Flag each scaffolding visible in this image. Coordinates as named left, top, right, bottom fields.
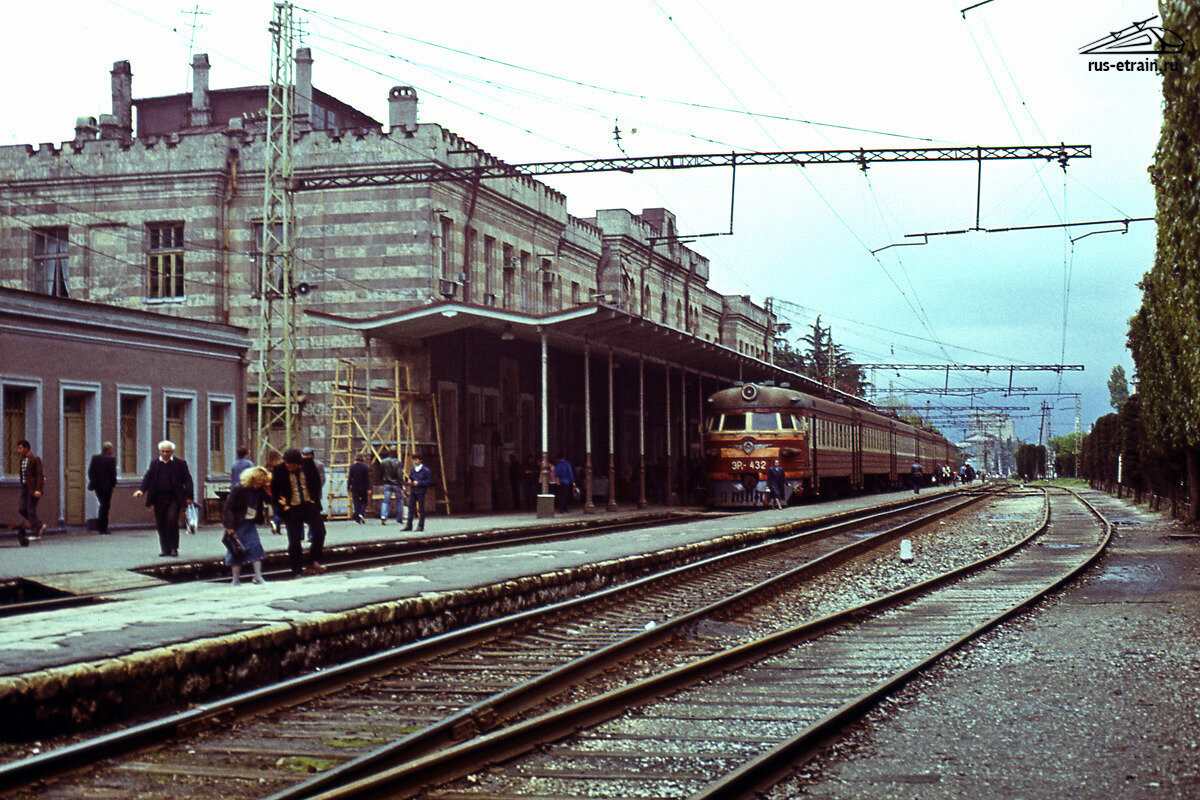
left=327, top=360, right=450, bottom=519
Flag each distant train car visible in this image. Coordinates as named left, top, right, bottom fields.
left=704, top=383, right=962, bottom=507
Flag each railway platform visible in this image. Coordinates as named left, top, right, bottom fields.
left=0, top=485, right=961, bottom=734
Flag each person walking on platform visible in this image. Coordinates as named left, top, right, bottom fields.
left=87, top=442, right=117, bottom=534
left=403, top=455, right=433, bottom=531
left=766, top=459, right=787, bottom=509
left=301, top=446, right=325, bottom=542
left=348, top=454, right=371, bottom=523
left=521, top=456, right=538, bottom=512
left=14, top=440, right=44, bottom=547
left=553, top=456, right=575, bottom=513
left=229, top=445, right=254, bottom=490
left=271, top=448, right=327, bottom=576
left=265, top=450, right=283, bottom=534
left=379, top=448, right=404, bottom=525
left=221, top=465, right=270, bottom=585
left=911, top=461, right=924, bottom=494
left=133, top=441, right=194, bottom=557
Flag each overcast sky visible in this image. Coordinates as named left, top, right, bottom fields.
left=2, top=0, right=1166, bottom=446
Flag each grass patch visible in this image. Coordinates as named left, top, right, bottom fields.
left=277, top=755, right=342, bottom=773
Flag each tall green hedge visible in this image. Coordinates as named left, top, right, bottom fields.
left=1128, top=0, right=1200, bottom=518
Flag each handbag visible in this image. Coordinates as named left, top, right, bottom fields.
left=185, top=503, right=199, bottom=536
left=572, top=484, right=581, bottom=500
left=222, top=530, right=246, bottom=559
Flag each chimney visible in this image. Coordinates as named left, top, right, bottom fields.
left=110, top=60, right=133, bottom=139
left=295, top=47, right=313, bottom=129
left=389, top=86, right=418, bottom=135
left=189, top=53, right=211, bottom=127
left=98, top=114, right=122, bottom=140
left=74, top=116, right=99, bottom=142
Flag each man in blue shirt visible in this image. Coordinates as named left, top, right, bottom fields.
left=230, top=445, right=254, bottom=490
left=553, top=456, right=575, bottom=513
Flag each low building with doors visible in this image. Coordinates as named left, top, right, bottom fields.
left=0, top=287, right=250, bottom=531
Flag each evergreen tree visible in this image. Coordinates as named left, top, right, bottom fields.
left=1107, top=365, right=1130, bottom=410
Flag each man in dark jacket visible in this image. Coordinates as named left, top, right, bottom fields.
left=14, top=439, right=44, bottom=547
left=404, top=455, right=433, bottom=531
left=348, top=455, right=371, bottom=523
left=87, top=442, right=118, bottom=534
left=270, top=448, right=327, bottom=575
left=379, top=448, right=404, bottom=525
left=766, top=459, right=787, bottom=509
left=133, top=440, right=194, bottom=557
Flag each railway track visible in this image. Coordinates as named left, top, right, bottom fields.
left=338, top=486, right=1105, bottom=800
left=0, top=486, right=1032, bottom=799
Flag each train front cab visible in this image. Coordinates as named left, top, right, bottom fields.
left=705, top=393, right=811, bottom=507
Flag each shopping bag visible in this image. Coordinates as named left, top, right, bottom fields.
left=185, top=503, right=199, bottom=536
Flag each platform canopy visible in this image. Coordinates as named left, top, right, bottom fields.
left=306, top=300, right=868, bottom=406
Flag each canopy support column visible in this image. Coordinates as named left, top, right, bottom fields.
left=583, top=342, right=595, bottom=513
left=607, top=348, right=618, bottom=512
left=638, top=355, right=647, bottom=509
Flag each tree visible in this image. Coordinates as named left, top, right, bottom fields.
left=1015, top=443, right=1046, bottom=481
left=1134, top=2, right=1200, bottom=520
left=773, top=316, right=870, bottom=398
left=1107, top=366, right=1130, bottom=410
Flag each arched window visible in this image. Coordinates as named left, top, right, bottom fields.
left=660, top=292, right=668, bottom=323
left=641, top=284, right=650, bottom=316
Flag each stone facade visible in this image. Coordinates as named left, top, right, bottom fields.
left=0, top=50, right=775, bottom=509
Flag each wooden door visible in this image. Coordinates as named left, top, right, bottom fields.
left=63, top=396, right=86, bottom=524
left=166, top=401, right=185, bottom=457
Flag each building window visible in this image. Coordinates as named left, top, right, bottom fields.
left=540, top=258, right=555, bottom=312
left=148, top=223, right=185, bottom=298
left=3, top=386, right=34, bottom=475
left=571, top=281, right=581, bottom=305
left=209, top=400, right=233, bottom=475
left=251, top=220, right=284, bottom=294
left=438, top=217, right=454, bottom=281
left=483, top=236, right=496, bottom=305
left=661, top=292, right=668, bottom=323
left=464, top=227, right=477, bottom=302
left=520, top=250, right=531, bottom=312
left=119, top=394, right=146, bottom=476
left=502, top=244, right=515, bottom=309
left=165, top=399, right=188, bottom=457
left=33, top=227, right=69, bottom=297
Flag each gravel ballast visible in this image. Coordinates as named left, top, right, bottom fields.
left=769, top=488, right=1200, bottom=799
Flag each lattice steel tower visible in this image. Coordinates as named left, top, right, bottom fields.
left=256, top=1, right=298, bottom=460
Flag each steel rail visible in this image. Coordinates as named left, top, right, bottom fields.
left=692, top=486, right=1111, bottom=799
left=284, top=487, right=1095, bottom=800
left=264, top=488, right=997, bottom=800
left=0, top=490, right=971, bottom=794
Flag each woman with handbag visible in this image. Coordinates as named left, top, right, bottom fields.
left=221, top=465, right=271, bottom=585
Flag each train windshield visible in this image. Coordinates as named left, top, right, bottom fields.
left=717, top=412, right=781, bottom=431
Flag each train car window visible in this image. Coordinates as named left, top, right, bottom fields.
left=721, top=413, right=747, bottom=431
left=780, top=414, right=794, bottom=430
left=751, top=412, right=778, bottom=431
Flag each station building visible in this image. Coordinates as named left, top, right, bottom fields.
left=0, top=49, right=816, bottom=514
